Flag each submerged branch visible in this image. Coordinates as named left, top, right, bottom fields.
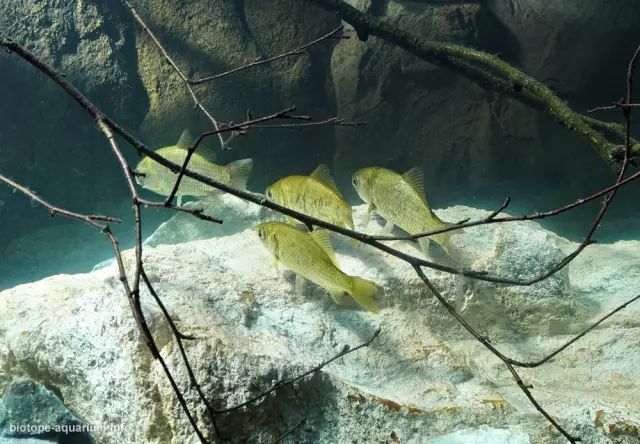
left=0, top=174, right=121, bottom=228
left=3, top=19, right=639, bottom=444
left=216, top=329, right=381, bottom=414
left=189, top=26, right=347, bottom=84
left=305, top=0, right=639, bottom=171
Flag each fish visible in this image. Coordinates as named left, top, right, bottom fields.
left=255, top=221, right=380, bottom=314
left=134, top=129, right=253, bottom=206
left=265, top=164, right=356, bottom=244
left=351, top=166, right=463, bottom=258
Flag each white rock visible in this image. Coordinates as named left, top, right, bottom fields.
left=142, top=193, right=284, bottom=248
left=425, top=425, right=531, bottom=444
left=0, top=204, right=638, bottom=444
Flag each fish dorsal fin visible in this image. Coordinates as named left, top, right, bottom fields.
left=309, top=229, right=340, bottom=268
left=310, top=164, right=343, bottom=198
left=402, top=167, right=427, bottom=204
left=176, top=129, right=194, bottom=149
left=175, top=129, right=216, bottom=162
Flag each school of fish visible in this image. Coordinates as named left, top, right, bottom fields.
left=134, top=131, right=465, bottom=314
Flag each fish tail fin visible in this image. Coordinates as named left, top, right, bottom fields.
left=349, top=276, right=380, bottom=314
left=227, top=158, right=253, bottom=191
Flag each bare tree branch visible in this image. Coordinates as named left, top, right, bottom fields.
left=189, top=26, right=347, bottom=84
left=0, top=173, right=121, bottom=228
left=2, top=15, right=639, bottom=444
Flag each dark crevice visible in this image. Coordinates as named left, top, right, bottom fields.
left=234, top=0, right=262, bottom=55
left=369, top=0, right=389, bottom=17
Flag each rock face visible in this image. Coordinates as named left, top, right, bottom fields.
left=329, top=0, right=640, bottom=204
left=0, top=0, right=148, bottom=251
left=3, top=0, right=640, bottom=295
left=133, top=0, right=341, bottom=190
left=331, top=1, right=502, bottom=202
left=1, top=204, right=638, bottom=443
left=485, top=0, right=640, bottom=102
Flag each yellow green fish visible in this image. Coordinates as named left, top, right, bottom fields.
left=265, top=164, right=354, bottom=231
left=255, top=221, right=380, bottom=313
left=134, top=129, right=253, bottom=206
left=351, top=166, right=462, bottom=258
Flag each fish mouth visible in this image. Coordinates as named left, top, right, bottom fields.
left=132, top=170, right=146, bottom=185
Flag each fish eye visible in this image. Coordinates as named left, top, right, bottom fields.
left=352, top=176, right=358, bottom=187
left=258, top=228, right=266, bottom=240
left=267, top=189, right=273, bottom=199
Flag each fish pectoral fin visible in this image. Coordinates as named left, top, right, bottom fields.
left=295, top=274, right=307, bottom=296
left=328, top=289, right=348, bottom=307
left=417, top=237, right=431, bottom=259
left=309, top=229, right=340, bottom=268
left=362, top=212, right=370, bottom=228
left=228, top=158, right=253, bottom=191
left=377, top=220, right=394, bottom=236
left=309, top=164, right=343, bottom=198
left=362, top=203, right=376, bottom=228
left=273, top=259, right=280, bottom=278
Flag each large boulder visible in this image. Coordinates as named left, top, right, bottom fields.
left=1, top=204, right=638, bottom=443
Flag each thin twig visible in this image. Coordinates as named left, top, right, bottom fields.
left=137, top=198, right=223, bottom=224
left=414, top=266, right=580, bottom=443
left=515, top=292, right=640, bottom=367
left=273, top=420, right=306, bottom=444
left=485, top=197, right=511, bottom=221
left=164, top=106, right=309, bottom=205
left=189, top=26, right=346, bottom=84
left=251, top=117, right=368, bottom=128
left=216, top=328, right=381, bottom=414
left=588, top=102, right=640, bottom=112
left=0, top=174, right=121, bottom=228
left=140, top=269, right=223, bottom=440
